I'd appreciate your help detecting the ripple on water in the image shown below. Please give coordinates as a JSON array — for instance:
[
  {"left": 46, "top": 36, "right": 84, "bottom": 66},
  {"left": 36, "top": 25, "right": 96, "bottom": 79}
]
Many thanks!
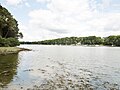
[{"left": 1, "top": 45, "right": 120, "bottom": 90}]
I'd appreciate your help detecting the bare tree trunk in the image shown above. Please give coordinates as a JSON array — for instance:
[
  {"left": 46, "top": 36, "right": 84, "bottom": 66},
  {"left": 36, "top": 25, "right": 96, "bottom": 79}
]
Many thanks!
[
  {"left": 0, "top": 25, "right": 3, "bottom": 37},
  {"left": 4, "top": 29, "right": 9, "bottom": 38}
]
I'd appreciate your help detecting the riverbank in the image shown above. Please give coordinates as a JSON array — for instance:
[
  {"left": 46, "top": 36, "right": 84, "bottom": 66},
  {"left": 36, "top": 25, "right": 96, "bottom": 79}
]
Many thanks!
[{"left": 0, "top": 47, "right": 31, "bottom": 55}]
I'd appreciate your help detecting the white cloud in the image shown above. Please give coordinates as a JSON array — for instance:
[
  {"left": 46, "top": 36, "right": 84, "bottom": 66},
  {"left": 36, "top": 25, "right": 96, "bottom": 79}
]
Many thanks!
[
  {"left": 99, "top": 0, "right": 111, "bottom": 10},
  {"left": 19, "top": 0, "right": 120, "bottom": 41},
  {"left": 28, "top": 0, "right": 94, "bottom": 39},
  {"left": 25, "top": 2, "right": 30, "bottom": 7},
  {"left": 6, "top": 0, "right": 30, "bottom": 7},
  {"left": 36, "top": 0, "right": 51, "bottom": 3},
  {"left": 6, "top": 0, "right": 23, "bottom": 6},
  {"left": 86, "top": 13, "right": 120, "bottom": 31}
]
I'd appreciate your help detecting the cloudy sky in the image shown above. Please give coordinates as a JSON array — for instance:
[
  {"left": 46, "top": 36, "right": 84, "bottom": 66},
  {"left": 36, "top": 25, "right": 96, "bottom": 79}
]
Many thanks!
[{"left": 1, "top": 0, "right": 120, "bottom": 41}]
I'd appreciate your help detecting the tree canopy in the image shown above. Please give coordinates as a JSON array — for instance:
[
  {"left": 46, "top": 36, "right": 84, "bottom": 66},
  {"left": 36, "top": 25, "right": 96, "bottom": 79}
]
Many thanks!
[
  {"left": 0, "top": 5, "right": 23, "bottom": 47},
  {"left": 0, "top": 5, "right": 22, "bottom": 39},
  {"left": 21, "top": 35, "right": 120, "bottom": 47}
]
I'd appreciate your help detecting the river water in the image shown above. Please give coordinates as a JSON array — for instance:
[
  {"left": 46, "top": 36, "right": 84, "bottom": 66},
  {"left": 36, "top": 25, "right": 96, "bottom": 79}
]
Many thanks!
[{"left": 0, "top": 45, "right": 120, "bottom": 90}]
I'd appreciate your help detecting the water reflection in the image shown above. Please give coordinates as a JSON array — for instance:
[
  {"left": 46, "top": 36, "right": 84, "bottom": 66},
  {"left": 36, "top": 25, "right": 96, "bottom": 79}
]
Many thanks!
[
  {"left": 0, "top": 54, "right": 18, "bottom": 87},
  {"left": 0, "top": 45, "right": 120, "bottom": 89}
]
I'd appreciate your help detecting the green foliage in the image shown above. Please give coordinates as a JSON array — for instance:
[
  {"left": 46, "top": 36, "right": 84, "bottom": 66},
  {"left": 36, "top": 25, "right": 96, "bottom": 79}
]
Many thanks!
[
  {"left": 37, "top": 36, "right": 104, "bottom": 45},
  {"left": 81, "top": 36, "right": 103, "bottom": 45},
  {"left": 115, "top": 36, "right": 120, "bottom": 46},
  {"left": 104, "top": 35, "right": 120, "bottom": 46},
  {"left": 104, "top": 36, "right": 116, "bottom": 45},
  {"left": 0, "top": 5, "right": 22, "bottom": 47},
  {"left": 0, "top": 38, "right": 9, "bottom": 47},
  {"left": 7, "top": 38, "right": 20, "bottom": 47},
  {"left": 0, "top": 5, "right": 22, "bottom": 38},
  {"left": 0, "top": 38, "right": 20, "bottom": 47},
  {"left": 20, "top": 35, "right": 120, "bottom": 47},
  {"left": 38, "top": 37, "right": 80, "bottom": 45}
]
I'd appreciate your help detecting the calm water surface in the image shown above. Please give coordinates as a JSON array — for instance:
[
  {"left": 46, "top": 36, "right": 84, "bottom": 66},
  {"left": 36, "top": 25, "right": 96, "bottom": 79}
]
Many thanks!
[{"left": 0, "top": 45, "right": 120, "bottom": 90}]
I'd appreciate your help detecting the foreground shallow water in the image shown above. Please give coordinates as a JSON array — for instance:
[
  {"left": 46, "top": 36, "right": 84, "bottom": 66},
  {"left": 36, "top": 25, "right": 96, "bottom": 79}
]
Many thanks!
[{"left": 0, "top": 45, "right": 120, "bottom": 90}]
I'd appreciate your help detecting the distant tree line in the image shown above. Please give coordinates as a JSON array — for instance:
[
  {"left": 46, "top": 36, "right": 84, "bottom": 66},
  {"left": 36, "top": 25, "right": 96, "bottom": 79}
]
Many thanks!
[
  {"left": 20, "top": 35, "right": 120, "bottom": 46},
  {"left": 0, "top": 5, "right": 23, "bottom": 47}
]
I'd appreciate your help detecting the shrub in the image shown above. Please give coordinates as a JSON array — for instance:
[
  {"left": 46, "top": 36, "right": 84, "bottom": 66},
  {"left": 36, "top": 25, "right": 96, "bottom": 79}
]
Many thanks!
[{"left": 0, "top": 38, "right": 20, "bottom": 47}]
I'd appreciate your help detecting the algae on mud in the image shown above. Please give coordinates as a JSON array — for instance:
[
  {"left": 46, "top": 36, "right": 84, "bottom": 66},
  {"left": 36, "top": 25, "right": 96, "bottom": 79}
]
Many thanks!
[{"left": 0, "top": 47, "right": 31, "bottom": 55}]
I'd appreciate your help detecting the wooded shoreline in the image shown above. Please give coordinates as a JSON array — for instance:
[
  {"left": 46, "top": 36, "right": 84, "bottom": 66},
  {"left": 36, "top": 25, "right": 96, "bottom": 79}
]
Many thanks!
[{"left": 20, "top": 35, "right": 120, "bottom": 47}]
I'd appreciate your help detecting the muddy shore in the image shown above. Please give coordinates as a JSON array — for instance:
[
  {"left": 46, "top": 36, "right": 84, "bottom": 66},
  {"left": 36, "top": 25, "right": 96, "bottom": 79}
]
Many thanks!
[{"left": 0, "top": 47, "right": 31, "bottom": 55}]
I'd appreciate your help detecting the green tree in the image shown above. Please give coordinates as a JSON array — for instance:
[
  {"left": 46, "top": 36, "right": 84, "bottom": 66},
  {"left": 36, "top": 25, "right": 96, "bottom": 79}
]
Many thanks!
[
  {"left": 0, "top": 5, "right": 22, "bottom": 47},
  {"left": 104, "top": 35, "right": 116, "bottom": 46},
  {"left": 114, "top": 36, "right": 120, "bottom": 46},
  {"left": 81, "top": 36, "right": 103, "bottom": 45},
  {"left": 0, "top": 5, "right": 22, "bottom": 39}
]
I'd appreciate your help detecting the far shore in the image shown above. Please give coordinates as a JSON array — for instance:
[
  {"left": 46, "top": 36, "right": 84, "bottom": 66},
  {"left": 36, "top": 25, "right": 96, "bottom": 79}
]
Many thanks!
[
  {"left": 20, "top": 44, "right": 120, "bottom": 47},
  {"left": 0, "top": 47, "right": 31, "bottom": 55}
]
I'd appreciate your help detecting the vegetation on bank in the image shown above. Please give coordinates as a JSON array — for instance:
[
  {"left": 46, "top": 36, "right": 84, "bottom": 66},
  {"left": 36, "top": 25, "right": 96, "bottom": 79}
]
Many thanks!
[
  {"left": 0, "top": 5, "right": 23, "bottom": 47},
  {"left": 20, "top": 35, "right": 120, "bottom": 47},
  {"left": 0, "top": 38, "right": 20, "bottom": 47}
]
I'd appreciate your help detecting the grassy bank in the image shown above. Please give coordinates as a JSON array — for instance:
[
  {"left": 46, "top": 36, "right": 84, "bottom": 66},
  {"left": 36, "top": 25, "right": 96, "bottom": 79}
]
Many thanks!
[{"left": 0, "top": 47, "right": 31, "bottom": 55}]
